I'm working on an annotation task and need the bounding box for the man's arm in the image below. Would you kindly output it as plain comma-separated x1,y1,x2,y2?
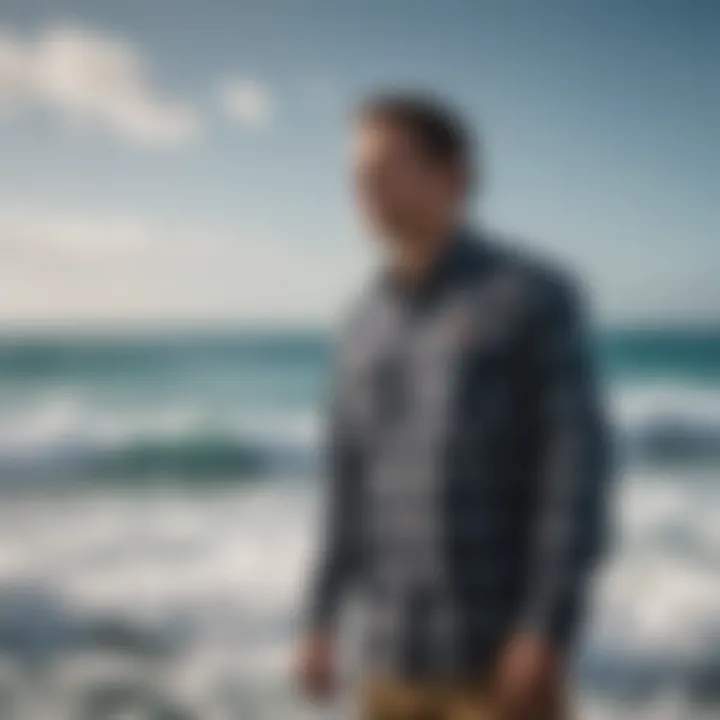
307,386,365,632
498,274,611,716
297,348,365,700
519,275,610,649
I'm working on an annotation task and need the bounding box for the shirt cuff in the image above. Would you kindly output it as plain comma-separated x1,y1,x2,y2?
518,586,586,651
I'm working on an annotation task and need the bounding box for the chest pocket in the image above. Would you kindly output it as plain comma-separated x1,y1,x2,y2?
455,303,517,374
451,304,523,428
453,267,529,369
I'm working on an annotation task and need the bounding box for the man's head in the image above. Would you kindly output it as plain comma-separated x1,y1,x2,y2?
352,92,476,249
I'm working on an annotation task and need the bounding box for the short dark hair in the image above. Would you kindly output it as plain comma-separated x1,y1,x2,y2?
355,91,477,185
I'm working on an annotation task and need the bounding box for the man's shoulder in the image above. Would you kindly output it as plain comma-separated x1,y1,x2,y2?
470,230,585,320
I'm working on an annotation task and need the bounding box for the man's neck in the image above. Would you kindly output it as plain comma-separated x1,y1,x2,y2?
392,226,456,287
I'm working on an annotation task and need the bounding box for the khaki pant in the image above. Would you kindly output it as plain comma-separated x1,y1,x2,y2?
362,674,567,720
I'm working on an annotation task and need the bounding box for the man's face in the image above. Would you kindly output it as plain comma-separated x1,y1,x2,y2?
352,120,463,245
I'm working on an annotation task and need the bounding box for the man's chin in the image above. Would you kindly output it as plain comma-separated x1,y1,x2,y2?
378,228,420,250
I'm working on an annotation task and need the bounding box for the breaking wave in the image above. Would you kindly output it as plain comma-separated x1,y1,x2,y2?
1,382,720,483
0,396,320,484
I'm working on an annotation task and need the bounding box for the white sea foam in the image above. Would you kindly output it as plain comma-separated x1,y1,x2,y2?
613,383,720,461
1,381,720,483
0,460,715,717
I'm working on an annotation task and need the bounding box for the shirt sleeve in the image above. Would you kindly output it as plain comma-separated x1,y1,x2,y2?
306,350,365,632
519,275,612,649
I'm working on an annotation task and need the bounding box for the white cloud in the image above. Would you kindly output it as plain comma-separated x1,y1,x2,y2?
0,209,368,325
0,33,28,113
0,210,156,259
219,78,274,128
0,24,200,147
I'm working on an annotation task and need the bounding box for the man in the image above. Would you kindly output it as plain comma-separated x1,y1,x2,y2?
295,93,609,719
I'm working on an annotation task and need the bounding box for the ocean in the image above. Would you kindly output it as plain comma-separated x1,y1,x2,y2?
0,328,717,719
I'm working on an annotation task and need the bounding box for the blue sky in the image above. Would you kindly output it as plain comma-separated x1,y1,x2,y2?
0,0,717,326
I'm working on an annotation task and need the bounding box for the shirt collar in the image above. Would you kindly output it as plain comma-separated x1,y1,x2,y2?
382,227,477,303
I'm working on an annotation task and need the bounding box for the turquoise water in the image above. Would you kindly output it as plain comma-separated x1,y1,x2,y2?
0,328,717,718
0,327,719,481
